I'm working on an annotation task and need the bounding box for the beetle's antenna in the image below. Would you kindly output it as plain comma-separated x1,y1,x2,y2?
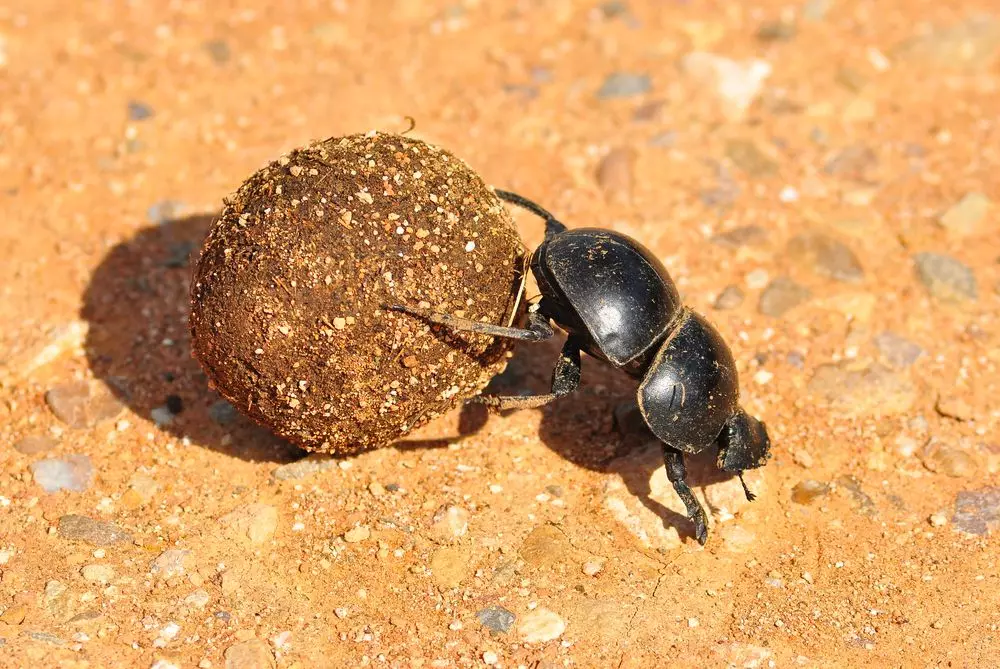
401,116,417,135
494,189,568,237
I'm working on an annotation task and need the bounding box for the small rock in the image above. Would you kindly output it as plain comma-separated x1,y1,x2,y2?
13,435,58,455
430,506,469,542
756,19,796,42
711,225,768,249
0,604,26,625
209,399,240,426
482,650,499,665
680,52,771,118
430,546,471,589
939,192,992,236
596,147,636,203
272,454,338,481
127,101,154,121
204,39,231,64
929,512,948,527
343,526,371,543
823,144,877,180
518,608,566,643
582,560,604,576
224,638,275,669
184,590,211,608
892,15,1000,71
58,515,133,546
787,232,864,283
758,277,811,317
520,525,576,569
81,564,114,585
873,331,923,368
596,72,651,99
802,0,834,21
31,456,93,493
219,504,278,545
921,443,977,478
23,630,66,646
791,480,831,505
952,487,1000,535
807,363,916,416
936,395,975,421
150,406,174,427
713,285,744,310
151,660,180,669
725,139,778,176
477,606,516,634
45,381,124,428
836,475,876,516
147,200,185,225
150,549,191,579
914,252,977,302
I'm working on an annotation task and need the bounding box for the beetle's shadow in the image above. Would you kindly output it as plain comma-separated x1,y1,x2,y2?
464,337,733,544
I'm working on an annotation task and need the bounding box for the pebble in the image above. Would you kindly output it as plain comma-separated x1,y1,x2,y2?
891,15,1000,71
429,546,471,588
929,512,948,527
786,232,864,283
219,504,278,545
58,515,133,546
31,455,94,493
952,487,1000,535
873,331,923,368
791,480,830,505
756,20,796,42
429,506,469,542
680,52,771,118
823,144,877,180
224,639,275,669
477,606,516,634
807,363,916,416
204,39,231,64
914,252,977,302
713,285,744,310
939,192,991,236
520,525,577,569
127,100,154,121
343,525,371,543
184,590,211,608
725,139,778,177
802,0,834,21
758,277,811,317
150,406,174,427
581,559,604,576
208,399,239,426
596,72,651,99
921,443,977,478
272,454,338,481
13,435,58,455
711,225,768,249
147,200,186,225
482,650,498,665
936,395,975,421
150,549,191,579
595,147,636,203
518,608,566,643
81,564,114,585
151,661,180,669
45,381,124,428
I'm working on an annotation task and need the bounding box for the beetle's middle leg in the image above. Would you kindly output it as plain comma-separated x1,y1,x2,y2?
662,445,709,545
473,336,581,410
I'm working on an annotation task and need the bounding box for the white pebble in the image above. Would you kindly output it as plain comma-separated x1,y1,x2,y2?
745,268,769,290
688,617,699,628
482,650,498,665
753,370,774,385
779,186,799,202
465,241,476,252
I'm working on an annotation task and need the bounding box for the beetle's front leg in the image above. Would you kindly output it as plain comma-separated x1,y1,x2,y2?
661,445,709,545
383,302,554,342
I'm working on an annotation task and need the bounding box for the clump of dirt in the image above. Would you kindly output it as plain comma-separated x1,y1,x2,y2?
189,131,527,453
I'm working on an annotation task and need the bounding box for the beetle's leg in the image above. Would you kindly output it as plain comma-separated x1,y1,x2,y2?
494,189,568,238
473,336,581,410
662,446,709,545
384,303,554,342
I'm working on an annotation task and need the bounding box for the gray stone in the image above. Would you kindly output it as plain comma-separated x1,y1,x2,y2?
147,200,186,225
596,72,651,99
13,434,58,455
45,381,124,428
150,406,174,427
758,277,811,317
953,487,1000,535
477,605,516,634
31,455,93,493
787,232,864,283
58,515,133,546
127,100,154,121
272,454,338,481
873,331,923,368
22,630,66,646
209,399,239,426
914,252,977,302
204,39,231,64
713,285,744,310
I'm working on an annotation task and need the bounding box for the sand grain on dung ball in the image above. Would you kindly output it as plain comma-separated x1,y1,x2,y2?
189,131,527,454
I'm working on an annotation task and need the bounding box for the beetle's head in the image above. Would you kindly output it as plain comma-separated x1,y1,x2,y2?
716,407,771,472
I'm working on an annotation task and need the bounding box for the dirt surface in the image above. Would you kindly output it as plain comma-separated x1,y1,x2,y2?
1,1,1000,667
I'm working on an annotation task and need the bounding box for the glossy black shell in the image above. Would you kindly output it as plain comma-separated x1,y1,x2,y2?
530,228,683,369
637,311,740,453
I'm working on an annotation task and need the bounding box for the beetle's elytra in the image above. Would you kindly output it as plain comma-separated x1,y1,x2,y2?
389,190,772,544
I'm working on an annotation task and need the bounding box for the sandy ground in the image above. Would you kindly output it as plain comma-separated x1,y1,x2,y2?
2,1,1000,667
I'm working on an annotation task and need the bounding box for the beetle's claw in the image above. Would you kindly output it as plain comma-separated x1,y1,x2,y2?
738,472,756,502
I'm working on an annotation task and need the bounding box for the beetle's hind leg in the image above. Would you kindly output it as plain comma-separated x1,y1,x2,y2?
383,302,554,342
661,446,709,545
473,336,581,410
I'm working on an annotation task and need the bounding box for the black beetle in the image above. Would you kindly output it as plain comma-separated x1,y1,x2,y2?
388,190,771,544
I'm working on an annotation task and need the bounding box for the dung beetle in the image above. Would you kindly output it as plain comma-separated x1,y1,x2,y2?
388,190,771,544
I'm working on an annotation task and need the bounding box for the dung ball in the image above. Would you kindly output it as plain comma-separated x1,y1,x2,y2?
189,131,527,454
